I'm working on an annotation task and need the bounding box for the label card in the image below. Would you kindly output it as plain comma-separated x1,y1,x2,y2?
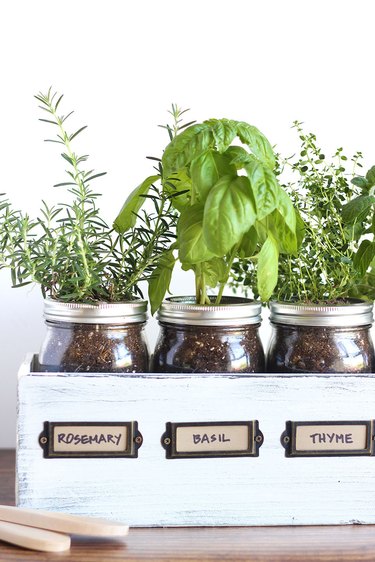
162,421,263,459
39,421,143,458
281,420,374,457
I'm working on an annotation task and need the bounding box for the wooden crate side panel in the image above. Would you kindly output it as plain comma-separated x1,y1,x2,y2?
17,371,375,526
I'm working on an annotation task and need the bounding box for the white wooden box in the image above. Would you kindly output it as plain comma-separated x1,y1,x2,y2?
16,355,375,526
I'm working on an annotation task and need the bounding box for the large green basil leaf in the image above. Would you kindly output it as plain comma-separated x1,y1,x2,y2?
202,257,227,288
267,186,299,254
238,226,258,258
162,123,213,177
245,160,279,220
257,234,279,301
204,118,237,153
190,149,237,202
234,121,275,170
177,203,216,264
276,186,297,235
163,169,191,211
342,195,375,223
148,251,176,315
353,240,375,277
295,210,305,248
113,174,160,233
351,176,369,190
225,146,256,169
267,210,296,254
203,175,256,256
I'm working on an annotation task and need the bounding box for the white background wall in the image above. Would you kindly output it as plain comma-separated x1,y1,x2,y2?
1,0,374,447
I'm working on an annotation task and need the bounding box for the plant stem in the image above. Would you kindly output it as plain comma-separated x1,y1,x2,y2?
215,242,240,304
47,102,92,297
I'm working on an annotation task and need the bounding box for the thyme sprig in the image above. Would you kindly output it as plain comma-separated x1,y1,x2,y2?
231,122,364,302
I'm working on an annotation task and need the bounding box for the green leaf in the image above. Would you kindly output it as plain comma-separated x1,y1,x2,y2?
276,187,297,235
69,126,88,141
204,119,237,153
203,175,256,255
39,118,58,125
267,211,297,254
177,204,216,264
163,169,191,211
84,172,107,183
225,146,256,169
12,281,33,288
343,221,363,241
235,121,275,170
351,176,369,190
295,210,305,248
113,175,160,233
267,187,299,254
341,195,375,223
201,258,227,287
366,165,375,187
148,251,176,315
353,240,375,277
245,160,279,220
190,149,236,202
162,123,213,177
257,234,279,301
238,226,258,258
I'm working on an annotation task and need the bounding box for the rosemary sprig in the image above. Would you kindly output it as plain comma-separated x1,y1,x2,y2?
0,90,177,303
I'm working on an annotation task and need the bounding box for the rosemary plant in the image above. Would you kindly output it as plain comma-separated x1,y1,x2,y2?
231,121,364,302
0,89,176,303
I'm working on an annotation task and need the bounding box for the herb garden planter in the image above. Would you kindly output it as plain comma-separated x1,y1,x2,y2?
37,299,149,373
152,296,264,373
266,300,375,374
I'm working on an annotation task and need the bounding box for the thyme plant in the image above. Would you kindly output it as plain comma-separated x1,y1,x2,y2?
0,89,176,303
341,164,375,299
231,122,364,302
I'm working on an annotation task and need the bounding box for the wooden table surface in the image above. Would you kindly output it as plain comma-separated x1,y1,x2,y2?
2,450,375,561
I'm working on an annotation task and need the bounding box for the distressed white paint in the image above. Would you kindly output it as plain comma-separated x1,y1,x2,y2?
16,356,375,526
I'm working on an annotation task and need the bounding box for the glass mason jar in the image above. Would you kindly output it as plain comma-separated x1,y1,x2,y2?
266,300,375,374
152,296,265,374
37,299,149,373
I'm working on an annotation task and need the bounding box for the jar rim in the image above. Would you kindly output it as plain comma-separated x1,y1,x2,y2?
269,299,373,327
157,295,262,326
43,298,148,324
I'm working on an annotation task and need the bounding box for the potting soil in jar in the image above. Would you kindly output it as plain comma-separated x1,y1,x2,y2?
152,296,265,374
37,300,149,373
267,300,375,374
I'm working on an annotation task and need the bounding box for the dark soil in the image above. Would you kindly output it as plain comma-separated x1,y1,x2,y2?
152,323,265,374
267,324,375,374
36,322,149,373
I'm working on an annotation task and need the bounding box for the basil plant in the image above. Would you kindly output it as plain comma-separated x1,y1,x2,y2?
115,117,301,312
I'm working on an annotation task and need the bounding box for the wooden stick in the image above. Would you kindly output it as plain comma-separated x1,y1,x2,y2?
0,520,70,552
0,505,129,537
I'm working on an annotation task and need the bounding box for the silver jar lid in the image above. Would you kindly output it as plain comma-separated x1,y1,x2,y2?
157,296,262,326
269,300,374,327
44,299,148,324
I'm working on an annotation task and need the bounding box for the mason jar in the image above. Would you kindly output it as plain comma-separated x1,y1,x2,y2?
152,296,265,374
267,300,375,374
37,300,149,373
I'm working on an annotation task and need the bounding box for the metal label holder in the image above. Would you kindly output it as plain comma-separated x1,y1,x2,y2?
281,420,375,457
39,421,143,458
161,420,263,459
